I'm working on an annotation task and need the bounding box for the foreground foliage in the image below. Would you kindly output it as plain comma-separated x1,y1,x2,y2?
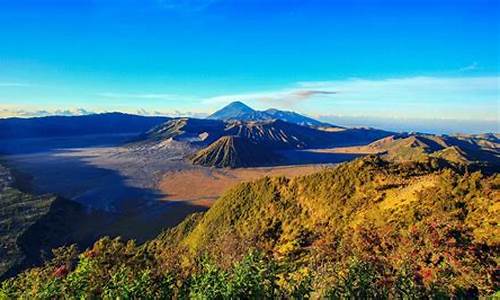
1,156,499,299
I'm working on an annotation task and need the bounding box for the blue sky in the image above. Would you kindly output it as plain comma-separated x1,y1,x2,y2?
0,0,498,132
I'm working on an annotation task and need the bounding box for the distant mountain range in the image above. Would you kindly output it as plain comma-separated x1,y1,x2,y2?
345,132,500,171
138,103,392,168
2,102,498,169
207,101,333,127
0,113,169,140
138,102,496,169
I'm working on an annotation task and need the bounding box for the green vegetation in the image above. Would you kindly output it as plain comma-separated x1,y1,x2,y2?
0,186,84,279
368,133,499,170
1,156,499,298
0,163,92,280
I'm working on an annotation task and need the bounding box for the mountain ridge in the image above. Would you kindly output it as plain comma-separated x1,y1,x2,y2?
207,101,332,127
361,132,500,168
181,118,392,168
3,156,498,298
0,163,86,279
0,112,170,140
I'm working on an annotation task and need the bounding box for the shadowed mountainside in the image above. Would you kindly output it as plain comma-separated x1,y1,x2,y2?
0,163,87,279
0,113,169,140
140,116,392,168
0,154,208,279
190,136,280,168
133,118,225,146
194,120,391,168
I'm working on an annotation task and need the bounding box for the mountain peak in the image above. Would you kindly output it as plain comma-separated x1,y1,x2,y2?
207,101,332,127
207,101,261,121
224,101,255,112
190,135,279,168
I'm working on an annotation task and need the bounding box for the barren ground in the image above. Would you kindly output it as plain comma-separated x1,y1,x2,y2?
159,165,324,207
0,134,365,240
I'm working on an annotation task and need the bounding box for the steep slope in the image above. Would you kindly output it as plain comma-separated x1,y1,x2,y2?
365,134,447,161
452,133,499,151
207,101,269,121
3,157,499,298
188,119,391,168
263,108,329,127
440,134,500,164
207,101,329,127
224,119,327,149
0,164,86,279
0,113,169,140
224,119,391,150
190,136,280,168
431,145,471,164
135,118,225,145
173,156,498,295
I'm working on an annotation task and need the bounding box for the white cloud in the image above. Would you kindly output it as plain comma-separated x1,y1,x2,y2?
0,105,208,119
97,92,179,100
135,108,207,118
203,76,500,120
459,62,479,72
0,108,96,118
204,88,338,108
0,82,33,87
2,76,498,122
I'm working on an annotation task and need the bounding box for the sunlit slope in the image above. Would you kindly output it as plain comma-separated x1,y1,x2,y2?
361,133,499,167
177,156,499,254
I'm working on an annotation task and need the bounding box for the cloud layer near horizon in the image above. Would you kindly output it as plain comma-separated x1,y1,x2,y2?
203,76,499,121
1,76,498,124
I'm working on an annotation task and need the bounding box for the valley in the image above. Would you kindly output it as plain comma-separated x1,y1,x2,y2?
0,123,358,246
1,102,498,296
1,104,497,243
2,1,498,297
2,139,330,212
158,165,325,207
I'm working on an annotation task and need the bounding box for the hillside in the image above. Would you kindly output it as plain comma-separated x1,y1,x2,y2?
223,119,333,149
364,134,448,161
3,156,498,298
346,133,499,169
0,164,86,279
453,133,499,151
190,120,390,168
179,156,498,253
190,136,280,168
134,118,225,145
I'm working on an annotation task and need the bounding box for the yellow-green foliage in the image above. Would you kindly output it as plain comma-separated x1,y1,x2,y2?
175,156,499,296
182,156,482,254
2,156,499,298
